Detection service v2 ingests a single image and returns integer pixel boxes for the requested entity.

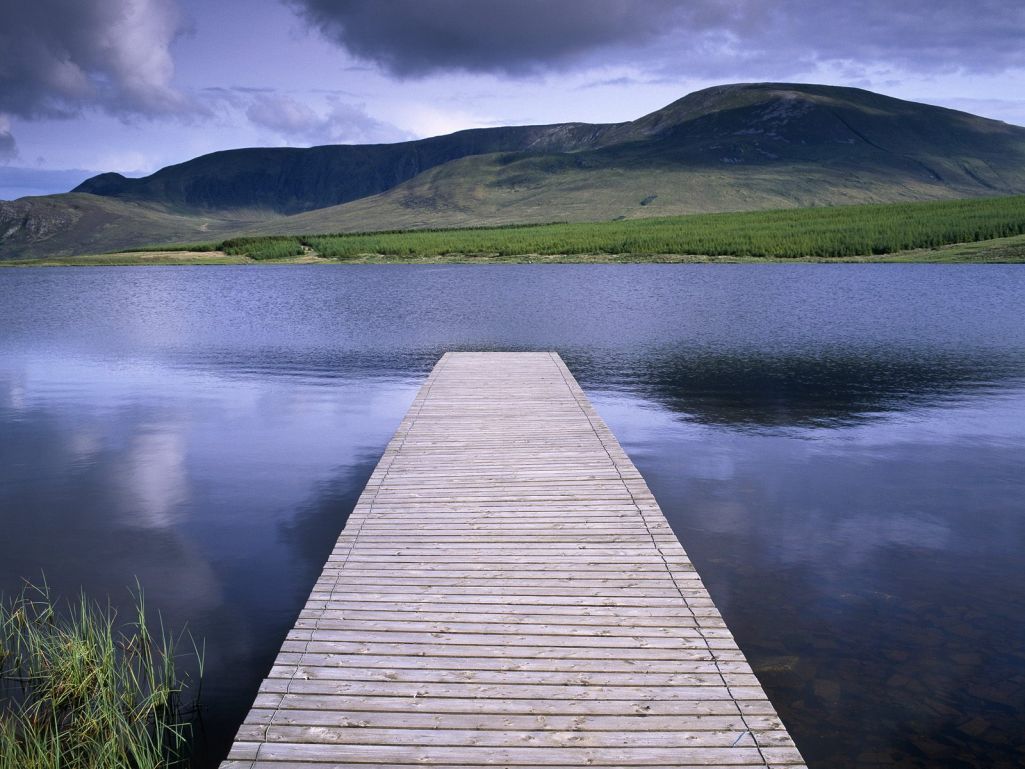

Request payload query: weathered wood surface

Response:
[222,352,804,768]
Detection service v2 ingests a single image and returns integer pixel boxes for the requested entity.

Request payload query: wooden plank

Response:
[221,352,803,768]
[239,708,778,731]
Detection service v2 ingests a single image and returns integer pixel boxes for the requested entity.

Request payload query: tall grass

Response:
[230,194,1025,259]
[0,582,202,769]
[220,236,304,261]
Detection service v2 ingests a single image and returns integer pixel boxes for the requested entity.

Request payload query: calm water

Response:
[1,265,1024,768]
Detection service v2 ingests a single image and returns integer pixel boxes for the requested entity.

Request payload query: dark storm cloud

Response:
[287,0,1025,78]
[0,0,189,120]
[287,0,676,76]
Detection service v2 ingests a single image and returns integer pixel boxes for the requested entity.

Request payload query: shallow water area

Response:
[1,264,1023,768]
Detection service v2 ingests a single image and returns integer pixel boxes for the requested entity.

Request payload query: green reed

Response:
[0,581,203,769]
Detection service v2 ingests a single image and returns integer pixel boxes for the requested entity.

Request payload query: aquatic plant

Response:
[0,581,202,769]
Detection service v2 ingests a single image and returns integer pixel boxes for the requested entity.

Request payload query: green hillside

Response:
[68,123,605,214]
[0,194,265,259]
[260,83,1025,233]
[3,82,1025,260]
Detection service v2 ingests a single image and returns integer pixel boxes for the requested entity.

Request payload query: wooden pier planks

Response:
[222,351,805,768]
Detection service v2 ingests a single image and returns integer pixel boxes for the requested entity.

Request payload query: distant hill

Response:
[4,82,1025,259]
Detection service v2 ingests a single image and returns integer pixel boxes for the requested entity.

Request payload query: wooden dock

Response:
[222,352,804,768]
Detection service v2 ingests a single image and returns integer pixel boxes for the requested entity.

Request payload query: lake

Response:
[1,265,1023,768]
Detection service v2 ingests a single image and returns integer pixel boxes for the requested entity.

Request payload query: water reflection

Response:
[569,349,1025,429]
[0,352,418,765]
[1,265,1024,769]
[597,386,1025,768]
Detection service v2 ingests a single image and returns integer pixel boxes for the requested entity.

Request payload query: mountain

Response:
[4,83,1025,259]
[69,124,611,214]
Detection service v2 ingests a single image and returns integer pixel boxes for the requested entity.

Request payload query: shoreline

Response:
[3,247,1024,266]
[3,232,1025,267]
[4,197,1025,267]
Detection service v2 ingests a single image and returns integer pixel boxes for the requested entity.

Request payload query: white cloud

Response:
[244,93,411,145]
[0,0,191,119]
[100,0,189,115]
[0,0,194,155]
[120,428,188,529]
[388,104,495,139]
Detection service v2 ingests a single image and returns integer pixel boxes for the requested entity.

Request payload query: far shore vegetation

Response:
[4,195,1025,266]
[0,581,202,769]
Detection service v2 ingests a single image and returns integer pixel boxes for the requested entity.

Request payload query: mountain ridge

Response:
[4,82,1025,259]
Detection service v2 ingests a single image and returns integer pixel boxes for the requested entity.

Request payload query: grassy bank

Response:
[4,196,1025,265]
[294,195,1025,260]
[0,582,201,769]
[5,233,1025,266]
[0,250,253,267]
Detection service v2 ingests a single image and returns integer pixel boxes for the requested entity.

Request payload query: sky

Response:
[2,0,1025,200]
